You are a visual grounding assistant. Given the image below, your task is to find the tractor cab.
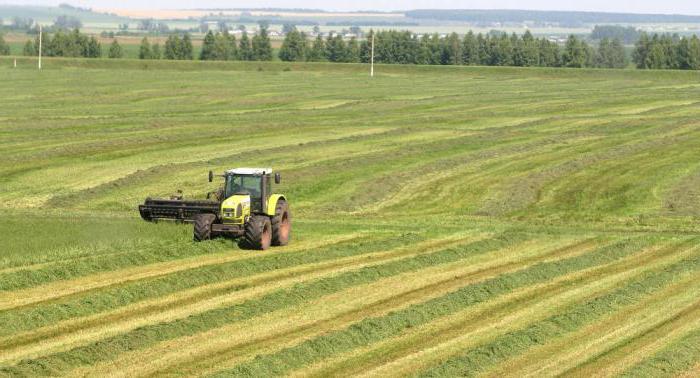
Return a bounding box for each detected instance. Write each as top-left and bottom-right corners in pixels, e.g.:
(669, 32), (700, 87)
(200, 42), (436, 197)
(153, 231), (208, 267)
(214, 168), (281, 214)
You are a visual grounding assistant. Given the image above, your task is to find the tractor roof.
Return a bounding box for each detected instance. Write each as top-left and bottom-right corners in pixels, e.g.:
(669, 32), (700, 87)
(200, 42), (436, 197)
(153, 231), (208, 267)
(225, 168), (273, 175)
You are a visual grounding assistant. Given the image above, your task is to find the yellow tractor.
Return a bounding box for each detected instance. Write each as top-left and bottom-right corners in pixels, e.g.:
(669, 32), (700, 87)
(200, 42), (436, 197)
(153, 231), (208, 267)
(139, 168), (290, 250)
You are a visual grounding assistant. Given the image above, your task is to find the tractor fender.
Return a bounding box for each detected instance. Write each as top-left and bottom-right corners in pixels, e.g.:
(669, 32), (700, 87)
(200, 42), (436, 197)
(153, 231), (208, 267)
(266, 194), (287, 216)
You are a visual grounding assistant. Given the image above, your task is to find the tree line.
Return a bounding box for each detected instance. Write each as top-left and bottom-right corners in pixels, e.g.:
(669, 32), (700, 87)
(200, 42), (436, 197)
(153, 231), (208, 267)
(22, 29), (101, 58)
(11, 26), (700, 71)
(277, 29), (628, 69)
(633, 33), (700, 70)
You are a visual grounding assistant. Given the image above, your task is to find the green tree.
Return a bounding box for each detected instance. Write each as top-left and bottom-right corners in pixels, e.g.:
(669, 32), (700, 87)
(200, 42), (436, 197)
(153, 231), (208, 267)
(346, 36), (360, 63)
(538, 38), (560, 67)
(562, 35), (589, 68)
(596, 38), (627, 68)
(238, 32), (253, 61)
(307, 34), (326, 62)
(139, 37), (152, 59)
(85, 36), (101, 58)
(325, 34), (347, 62)
(151, 43), (162, 59)
(0, 34), (10, 55)
(520, 30), (539, 66)
(462, 31), (479, 65)
(163, 35), (180, 60)
(23, 39), (36, 56)
(181, 34), (193, 60)
(477, 34), (491, 65)
(689, 35), (700, 70)
(200, 30), (216, 60)
(443, 32), (462, 65)
(251, 26), (273, 60)
(633, 32), (651, 68)
(108, 39), (123, 59)
(490, 33), (513, 66)
(647, 41), (667, 69)
(278, 28), (307, 61)
(224, 33), (238, 60)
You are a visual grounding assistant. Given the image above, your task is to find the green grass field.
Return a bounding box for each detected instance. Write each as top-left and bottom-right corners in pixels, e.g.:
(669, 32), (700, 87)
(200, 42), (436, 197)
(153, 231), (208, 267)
(1, 57), (700, 376)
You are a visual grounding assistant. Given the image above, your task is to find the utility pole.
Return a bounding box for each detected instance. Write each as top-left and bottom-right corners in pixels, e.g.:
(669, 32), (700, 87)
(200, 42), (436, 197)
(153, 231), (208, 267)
(370, 31), (375, 77)
(38, 24), (42, 70)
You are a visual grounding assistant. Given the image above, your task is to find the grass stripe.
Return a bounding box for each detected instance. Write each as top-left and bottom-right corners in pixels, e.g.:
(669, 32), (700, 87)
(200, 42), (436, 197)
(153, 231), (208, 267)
(0, 232), (528, 375)
(208, 236), (658, 377)
(417, 241), (700, 377)
(0, 233), (365, 311)
(541, 296), (700, 377)
(0, 238), (228, 292)
(129, 238), (593, 377)
(0, 233), (486, 364)
(0, 233), (403, 336)
(620, 328), (700, 377)
(300, 237), (690, 377)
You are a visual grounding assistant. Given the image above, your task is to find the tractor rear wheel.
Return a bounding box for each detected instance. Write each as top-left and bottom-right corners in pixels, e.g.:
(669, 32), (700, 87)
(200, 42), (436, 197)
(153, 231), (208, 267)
(244, 215), (272, 250)
(271, 199), (291, 246)
(193, 213), (216, 242)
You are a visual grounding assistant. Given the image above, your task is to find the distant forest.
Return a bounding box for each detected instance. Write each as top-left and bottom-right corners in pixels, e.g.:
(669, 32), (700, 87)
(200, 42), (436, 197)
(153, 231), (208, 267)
(405, 10), (700, 24)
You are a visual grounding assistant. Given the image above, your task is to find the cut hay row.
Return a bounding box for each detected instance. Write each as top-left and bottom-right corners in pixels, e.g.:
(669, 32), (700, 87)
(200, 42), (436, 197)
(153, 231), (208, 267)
(418, 246), (700, 377)
(127, 237), (601, 376)
(296, 238), (697, 377)
(204, 237), (666, 376)
(0, 233), (530, 374)
(620, 328), (700, 377)
(0, 233), (369, 311)
(0, 233), (488, 363)
(83, 239), (584, 377)
(533, 292), (700, 377)
(0, 233), (401, 336)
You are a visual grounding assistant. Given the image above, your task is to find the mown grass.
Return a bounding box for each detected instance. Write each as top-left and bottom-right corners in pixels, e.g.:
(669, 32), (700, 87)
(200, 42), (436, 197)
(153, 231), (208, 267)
(208, 237), (660, 376)
(419, 244), (700, 377)
(1, 60), (699, 375)
(622, 329), (700, 377)
(1, 233), (529, 374)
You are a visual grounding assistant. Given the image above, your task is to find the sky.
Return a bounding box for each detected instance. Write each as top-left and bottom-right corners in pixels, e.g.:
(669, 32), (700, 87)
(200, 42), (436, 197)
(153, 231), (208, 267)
(4, 0), (700, 15)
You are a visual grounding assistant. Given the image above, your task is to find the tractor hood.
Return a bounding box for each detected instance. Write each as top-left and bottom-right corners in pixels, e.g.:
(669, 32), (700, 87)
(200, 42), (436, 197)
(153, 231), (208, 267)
(220, 194), (251, 224)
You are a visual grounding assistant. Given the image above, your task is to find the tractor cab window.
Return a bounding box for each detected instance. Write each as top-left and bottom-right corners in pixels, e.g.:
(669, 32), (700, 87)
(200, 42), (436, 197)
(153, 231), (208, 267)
(226, 175), (262, 199)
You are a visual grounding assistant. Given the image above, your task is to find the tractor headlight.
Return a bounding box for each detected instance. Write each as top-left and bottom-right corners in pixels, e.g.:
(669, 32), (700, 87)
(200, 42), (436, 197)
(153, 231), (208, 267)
(223, 208), (235, 218)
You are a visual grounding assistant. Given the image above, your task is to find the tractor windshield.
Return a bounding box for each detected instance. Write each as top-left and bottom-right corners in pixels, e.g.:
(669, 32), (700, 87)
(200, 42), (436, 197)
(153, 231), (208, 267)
(225, 175), (262, 198)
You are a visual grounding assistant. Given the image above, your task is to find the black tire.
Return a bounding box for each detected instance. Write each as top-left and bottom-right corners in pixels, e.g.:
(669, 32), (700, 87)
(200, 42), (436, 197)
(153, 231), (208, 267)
(271, 199), (291, 246)
(193, 213), (216, 242)
(244, 215), (272, 250)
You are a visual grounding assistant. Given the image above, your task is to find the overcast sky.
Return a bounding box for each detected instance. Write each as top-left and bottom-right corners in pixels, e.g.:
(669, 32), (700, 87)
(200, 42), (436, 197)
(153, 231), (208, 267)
(5, 0), (700, 15)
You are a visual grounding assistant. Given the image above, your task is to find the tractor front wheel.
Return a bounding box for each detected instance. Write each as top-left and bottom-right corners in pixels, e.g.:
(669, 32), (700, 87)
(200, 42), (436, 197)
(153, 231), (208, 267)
(244, 215), (272, 250)
(193, 214), (216, 242)
(271, 199), (291, 246)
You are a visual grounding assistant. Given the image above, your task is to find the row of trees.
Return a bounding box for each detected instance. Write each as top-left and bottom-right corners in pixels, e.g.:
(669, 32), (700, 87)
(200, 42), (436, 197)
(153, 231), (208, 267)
(278, 29), (628, 69)
(10, 27), (700, 71)
(198, 28), (273, 61)
(22, 29), (100, 58)
(633, 33), (700, 70)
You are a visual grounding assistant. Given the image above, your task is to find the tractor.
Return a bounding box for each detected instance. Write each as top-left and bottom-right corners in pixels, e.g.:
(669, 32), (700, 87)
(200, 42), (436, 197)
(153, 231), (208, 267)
(138, 168), (290, 250)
